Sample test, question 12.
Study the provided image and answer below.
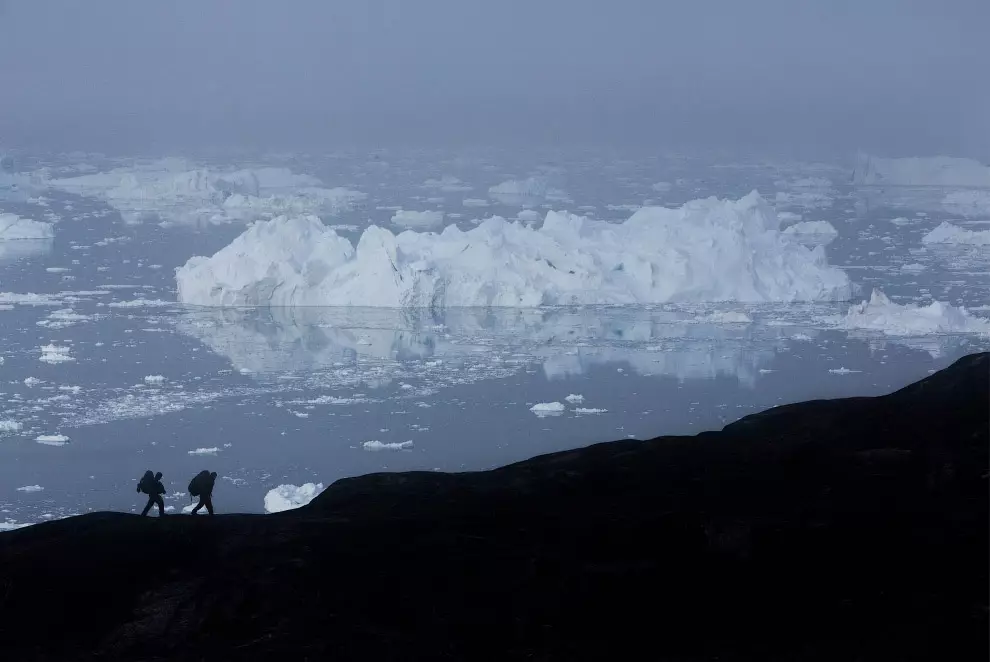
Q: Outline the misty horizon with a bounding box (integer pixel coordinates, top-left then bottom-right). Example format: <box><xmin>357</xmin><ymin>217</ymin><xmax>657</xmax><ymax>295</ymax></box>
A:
<box><xmin>1</xmin><ymin>0</ymin><xmax>987</xmax><ymax>158</ymax></box>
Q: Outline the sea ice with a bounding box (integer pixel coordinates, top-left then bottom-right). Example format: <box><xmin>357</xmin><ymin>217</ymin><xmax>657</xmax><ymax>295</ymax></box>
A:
<box><xmin>187</xmin><ymin>447</ymin><xmax>219</xmax><ymax>455</ymax></box>
<box><xmin>921</xmin><ymin>222</ymin><xmax>990</xmax><ymax>246</ymax></box>
<box><xmin>175</xmin><ymin>192</ymin><xmax>852</xmax><ymax>309</ymax></box>
<box><xmin>852</xmin><ymin>153</ymin><xmax>990</xmax><ymax>188</ymax></box>
<box><xmin>828</xmin><ymin>367</ymin><xmax>862</xmax><ymax>375</ymax></box>
<box><xmin>16</xmin><ymin>485</ymin><xmax>44</xmax><ymax>492</ymax></box>
<box><xmin>390</xmin><ymin>209</ymin><xmax>444</xmax><ymax>229</ymax></box>
<box><xmin>564</xmin><ymin>394</ymin><xmax>584</xmax><ymax>403</ymax></box>
<box><xmin>144</xmin><ymin>375</ymin><xmax>166</xmax><ymax>385</ymax></box>
<box><xmin>362</xmin><ymin>440</ymin><xmax>414</xmax><ymax>451</ymax></box>
<box><xmin>263</xmin><ymin>482</ymin><xmax>325</xmax><ymax>513</ymax></box>
<box><xmin>36</xmin><ymin>434</ymin><xmax>69</xmax><ymax>446</ymax></box>
<box><xmin>0</xmin><ymin>212</ymin><xmax>54</xmax><ymax>240</ymax></box>
<box><xmin>942</xmin><ymin>190</ymin><xmax>990</xmax><ymax>218</ymax></box>
<box><xmin>39</xmin><ymin>344</ymin><xmax>75</xmax><ymax>364</ymax></box>
<box><xmin>839</xmin><ymin>289</ymin><xmax>990</xmax><ymax>336</ymax></box>
<box><xmin>462</xmin><ymin>198</ymin><xmax>489</xmax><ymax>207</ymax></box>
<box><xmin>574</xmin><ymin>408</ymin><xmax>608</xmax><ymax>414</ymax></box>
<box><xmin>0</xmin><ymin>420</ymin><xmax>22</xmax><ymax>433</ymax></box>
<box><xmin>530</xmin><ymin>402</ymin><xmax>565</xmax><ymax>416</ymax></box>
<box><xmin>782</xmin><ymin>221</ymin><xmax>838</xmax><ymax>237</ymax></box>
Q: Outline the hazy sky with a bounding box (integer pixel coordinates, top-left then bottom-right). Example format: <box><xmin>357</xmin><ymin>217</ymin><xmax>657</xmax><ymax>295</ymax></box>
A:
<box><xmin>1</xmin><ymin>0</ymin><xmax>987</xmax><ymax>157</ymax></box>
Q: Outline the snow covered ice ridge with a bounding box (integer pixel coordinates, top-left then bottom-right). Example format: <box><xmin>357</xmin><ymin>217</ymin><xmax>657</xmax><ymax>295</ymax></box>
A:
<box><xmin>852</xmin><ymin>153</ymin><xmax>990</xmax><ymax>188</ymax></box>
<box><xmin>175</xmin><ymin>192</ymin><xmax>852</xmax><ymax>309</ymax></box>
<box><xmin>264</xmin><ymin>483</ymin><xmax>325</xmax><ymax>513</ymax></box>
<box><xmin>839</xmin><ymin>290</ymin><xmax>990</xmax><ymax>336</ymax></box>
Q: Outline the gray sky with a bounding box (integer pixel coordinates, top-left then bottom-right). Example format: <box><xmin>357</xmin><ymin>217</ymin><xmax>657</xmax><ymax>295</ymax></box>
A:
<box><xmin>1</xmin><ymin>0</ymin><xmax>987</xmax><ymax>157</ymax></box>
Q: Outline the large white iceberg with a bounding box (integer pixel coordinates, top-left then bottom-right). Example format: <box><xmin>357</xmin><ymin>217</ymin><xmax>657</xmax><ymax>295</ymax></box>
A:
<box><xmin>264</xmin><ymin>482</ymin><xmax>324</xmax><ymax>513</ymax></box>
<box><xmin>175</xmin><ymin>192</ymin><xmax>852</xmax><ymax>309</ymax></box>
<box><xmin>0</xmin><ymin>213</ymin><xmax>54</xmax><ymax>240</ymax></box>
<box><xmin>852</xmin><ymin>153</ymin><xmax>990</xmax><ymax>188</ymax></box>
<box><xmin>921</xmin><ymin>222</ymin><xmax>990</xmax><ymax>246</ymax></box>
<box><xmin>840</xmin><ymin>290</ymin><xmax>990</xmax><ymax>336</ymax></box>
<box><xmin>48</xmin><ymin>160</ymin><xmax>365</xmax><ymax>226</ymax></box>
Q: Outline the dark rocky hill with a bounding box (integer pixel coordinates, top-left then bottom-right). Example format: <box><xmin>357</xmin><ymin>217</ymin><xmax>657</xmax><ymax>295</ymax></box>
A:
<box><xmin>1</xmin><ymin>353</ymin><xmax>987</xmax><ymax>661</ymax></box>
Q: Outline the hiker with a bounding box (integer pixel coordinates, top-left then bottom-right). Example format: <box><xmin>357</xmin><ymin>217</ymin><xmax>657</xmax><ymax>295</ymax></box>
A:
<box><xmin>137</xmin><ymin>470</ymin><xmax>167</xmax><ymax>517</ymax></box>
<box><xmin>189</xmin><ymin>470</ymin><xmax>217</xmax><ymax>515</ymax></box>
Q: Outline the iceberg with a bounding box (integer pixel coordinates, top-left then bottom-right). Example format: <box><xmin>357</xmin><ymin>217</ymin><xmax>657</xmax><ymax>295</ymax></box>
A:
<box><xmin>921</xmin><ymin>222</ymin><xmax>990</xmax><ymax>246</ymax></box>
<box><xmin>941</xmin><ymin>190</ymin><xmax>990</xmax><ymax>218</ymax></box>
<box><xmin>48</xmin><ymin>160</ymin><xmax>364</xmax><ymax>226</ymax></box>
<box><xmin>0</xmin><ymin>213</ymin><xmax>54</xmax><ymax>240</ymax></box>
<box><xmin>263</xmin><ymin>483</ymin><xmax>325</xmax><ymax>513</ymax></box>
<box><xmin>852</xmin><ymin>153</ymin><xmax>990</xmax><ymax>188</ymax></box>
<box><xmin>391</xmin><ymin>209</ymin><xmax>444</xmax><ymax>229</ymax></box>
<box><xmin>840</xmin><ymin>290</ymin><xmax>990</xmax><ymax>336</ymax></box>
<box><xmin>175</xmin><ymin>192</ymin><xmax>852</xmax><ymax>309</ymax></box>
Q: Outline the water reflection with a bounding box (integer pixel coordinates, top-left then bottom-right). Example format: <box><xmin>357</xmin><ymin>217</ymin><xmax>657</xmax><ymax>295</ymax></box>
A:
<box><xmin>174</xmin><ymin>305</ymin><xmax>834</xmax><ymax>388</ymax></box>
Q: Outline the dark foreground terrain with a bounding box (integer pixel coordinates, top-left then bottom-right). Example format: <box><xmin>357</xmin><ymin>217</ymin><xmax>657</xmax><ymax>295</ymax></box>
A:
<box><xmin>1</xmin><ymin>354</ymin><xmax>987</xmax><ymax>661</ymax></box>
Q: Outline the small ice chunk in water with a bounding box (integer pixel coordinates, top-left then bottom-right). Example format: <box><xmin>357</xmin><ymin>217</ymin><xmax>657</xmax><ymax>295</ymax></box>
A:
<box><xmin>24</xmin><ymin>377</ymin><xmax>42</xmax><ymax>387</ymax></box>
<box><xmin>187</xmin><ymin>447</ymin><xmax>219</xmax><ymax>455</ymax></box>
<box><xmin>530</xmin><ymin>402</ymin><xmax>565</xmax><ymax>416</ymax></box>
<box><xmin>564</xmin><ymin>394</ymin><xmax>584</xmax><ymax>404</ymax></box>
<box><xmin>263</xmin><ymin>483</ymin><xmax>325</xmax><ymax>513</ymax></box>
<box><xmin>16</xmin><ymin>485</ymin><xmax>44</xmax><ymax>492</ymax></box>
<box><xmin>39</xmin><ymin>344</ymin><xmax>75</xmax><ymax>364</ymax></box>
<box><xmin>36</xmin><ymin>434</ymin><xmax>70</xmax><ymax>446</ymax></box>
<box><xmin>143</xmin><ymin>375</ymin><xmax>166</xmax><ymax>385</ymax></box>
<box><xmin>828</xmin><ymin>367</ymin><xmax>862</xmax><ymax>375</ymax></box>
<box><xmin>574</xmin><ymin>408</ymin><xmax>608</xmax><ymax>414</ymax></box>
<box><xmin>0</xmin><ymin>420</ymin><xmax>23</xmax><ymax>433</ymax></box>
<box><xmin>840</xmin><ymin>289</ymin><xmax>990</xmax><ymax>336</ymax></box>
<box><xmin>921</xmin><ymin>222</ymin><xmax>990</xmax><ymax>246</ymax></box>
<box><xmin>362</xmin><ymin>440</ymin><xmax>414</xmax><ymax>451</ymax></box>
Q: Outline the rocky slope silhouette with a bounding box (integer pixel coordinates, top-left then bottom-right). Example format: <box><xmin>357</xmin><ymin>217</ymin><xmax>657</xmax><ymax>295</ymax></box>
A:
<box><xmin>1</xmin><ymin>353</ymin><xmax>987</xmax><ymax>661</ymax></box>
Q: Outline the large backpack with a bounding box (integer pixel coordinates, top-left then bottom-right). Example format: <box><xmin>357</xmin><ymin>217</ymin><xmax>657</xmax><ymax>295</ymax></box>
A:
<box><xmin>138</xmin><ymin>470</ymin><xmax>155</xmax><ymax>495</ymax></box>
<box><xmin>189</xmin><ymin>470</ymin><xmax>211</xmax><ymax>497</ymax></box>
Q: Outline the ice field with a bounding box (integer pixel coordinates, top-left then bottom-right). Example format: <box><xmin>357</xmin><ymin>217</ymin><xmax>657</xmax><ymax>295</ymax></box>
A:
<box><xmin>2</xmin><ymin>148</ymin><xmax>989</xmax><ymax>527</ymax></box>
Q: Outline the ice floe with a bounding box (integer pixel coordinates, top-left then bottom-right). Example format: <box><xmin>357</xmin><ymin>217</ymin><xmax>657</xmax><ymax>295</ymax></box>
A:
<box><xmin>390</xmin><ymin>209</ymin><xmax>444</xmax><ymax>229</ymax></box>
<box><xmin>921</xmin><ymin>222</ymin><xmax>990</xmax><ymax>246</ymax></box>
<box><xmin>35</xmin><ymin>434</ymin><xmax>69</xmax><ymax>446</ymax></box>
<box><xmin>38</xmin><ymin>344</ymin><xmax>75</xmax><ymax>364</ymax></box>
<box><xmin>362</xmin><ymin>440</ymin><xmax>414</xmax><ymax>451</ymax></box>
<box><xmin>852</xmin><ymin>153</ymin><xmax>990</xmax><ymax>188</ymax></box>
<box><xmin>0</xmin><ymin>212</ymin><xmax>54</xmax><ymax>240</ymax></box>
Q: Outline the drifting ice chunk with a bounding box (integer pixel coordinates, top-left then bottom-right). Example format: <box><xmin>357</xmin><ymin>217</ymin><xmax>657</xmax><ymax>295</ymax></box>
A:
<box><xmin>530</xmin><ymin>402</ymin><xmax>565</xmax><ymax>417</ymax></box>
<box><xmin>852</xmin><ymin>153</ymin><xmax>990</xmax><ymax>188</ymax></box>
<box><xmin>921</xmin><ymin>222</ymin><xmax>990</xmax><ymax>246</ymax></box>
<box><xmin>39</xmin><ymin>344</ymin><xmax>75</xmax><ymax>364</ymax></box>
<box><xmin>187</xmin><ymin>447</ymin><xmax>219</xmax><ymax>455</ymax></box>
<box><xmin>564</xmin><ymin>394</ymin><xmax>584</xmax><ymax>404</ymax></box>
<box><xmin>783</xmin><ymin>221</ymin><xmax>838</xmax><ymax>237</ymax></box>
<box><xmin>391</xmin><ymin>209</ymin><xmax>444</xmax><ymax>229</ymax></box>
<box><xmin>828</xmin><ymin>367</ymin><xmax>862</xmax><ymax>375</ymax></box>
<box><xmin>362</xmin><ymin>440</ymin><xmax>414</xmax><ymax>451</ymax></box>
<box><xmin>36</xmin><ymin>434</ymin><xmax>69</xmax><ymax>446</ymax></box>
<box><xmin>16</xmin><ymin>485</ymin><xmax>44</xmax><ymax>492</ymax></box>
<box><xmin>0</xmin><ymin>420</ymin><xmax>22</xmax><ymax>433</ymax></box>
<box><xmin>840</xmin><ymin>289</ymin><xmax>990</xmax><ymax>336</ymax></box>
<box><xmin>143</xmin><ymin>375</ymin><xmax>166</xmax><ymax>385</ymax></box>
<box><xmin>0</xmin><ymin>213</ymin><xmax>54</xmax><ymax>240</ymax></box>
<box><xmin>263</xmin><ymin>482</ymin><xmax>325</xmax><ymax>513</ymax></box>
<box><xmin>176</xmin><ymin>192</ymin><xmax>851</xmax><ymax>309</ymax></box>
<box><xmin>574</xmin><ymin>407</ymin><xmax>608</xmax><ymax>414</ymax></box>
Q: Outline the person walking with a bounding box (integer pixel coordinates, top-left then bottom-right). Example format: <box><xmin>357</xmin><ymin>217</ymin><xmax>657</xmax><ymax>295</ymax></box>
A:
<box><xmin>188</xmin><ymin>470</ymin><xmax>217</xmax><ymax>515</ymax></box>
<box><xmin>137</xmin><ymin>470</ymin><xmax>167</xmax><ymax>517</ymax></box>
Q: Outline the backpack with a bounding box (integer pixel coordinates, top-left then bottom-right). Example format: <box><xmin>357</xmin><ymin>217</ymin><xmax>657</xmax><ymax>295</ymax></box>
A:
<box><xmin>189</xmin><ymin>470</ymin><xmax>211</xmax><ymax>497</ymax></box>
<box><xmin>138</xmin><ymin>471</ymin><xmax>155</xmax><ymax>495</ymax></box>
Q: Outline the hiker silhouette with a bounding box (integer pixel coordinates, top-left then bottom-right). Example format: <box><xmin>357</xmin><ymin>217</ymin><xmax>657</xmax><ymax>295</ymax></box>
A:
<box><xmin>189</xmin><ymin>470</ymin><xmax>217</xmax><ymax>515</ymax></box>
<box><xmin>137</xmin><ymin>470</ymin><xmax>166</xmax><ymax>517</ymax></box>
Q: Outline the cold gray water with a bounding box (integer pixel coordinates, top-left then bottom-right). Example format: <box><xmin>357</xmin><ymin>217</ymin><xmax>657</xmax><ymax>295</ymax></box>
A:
<box><xmin>2</xmin><ymin>149</ymin><xmax>989</xmax><ymax>526</ymax></box>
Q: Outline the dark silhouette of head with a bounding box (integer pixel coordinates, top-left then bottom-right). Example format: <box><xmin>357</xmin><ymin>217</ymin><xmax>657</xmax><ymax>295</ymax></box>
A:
<box><xmin>210</xmin><ymin>472</ymin><xmax>217</xmax><ymax>479</ymax></box>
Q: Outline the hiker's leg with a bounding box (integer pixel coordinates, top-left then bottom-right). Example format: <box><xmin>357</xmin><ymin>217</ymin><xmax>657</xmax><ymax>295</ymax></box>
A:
<box><xmin>205</xmin><ymin>495</ymin><xmax>214</xmax><ymax>515</ymax></box>
<box><xmin>155</xmin><ymin>495</ymin><xmax>165</xmax><ymax>516</ymax></box>
<box><xmin>191</xmin><ymin>497</ymin><xmax>204</xmax><ymax>514</ymax></box>
<box><xmin>141</xmin><ymin>497</ymin><xmax>153</xmax><ymax>516</ymax></box>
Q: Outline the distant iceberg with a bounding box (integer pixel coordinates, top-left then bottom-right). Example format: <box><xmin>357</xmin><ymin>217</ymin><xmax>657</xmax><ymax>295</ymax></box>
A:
<box><xmin>840</xmin><ymin>290</ymin><xmax>990</xmax><ymax>336</ymax></box>
<box><xmin>263</xmin><ymin>483</ymin><xmax>325</xmax><ymax>513</ymax></box>
<box><xmin>175</xmin><ymin>192</ymin><xmax>851</xmax><ymax>309</ymax></box>
<box><xmin>852</xmin><ymin>153</ymin><xmax>990</xmax><ymax>188</ymax></box>
<box><xmin>921</xmin><ymin>221</ymin><xmax>990</xmax><ymax>246</ymax></box>
<box><xmin>0</xmin><ymin>213</ymin><xmax>54</xmax><ymax>240</ymax></box>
